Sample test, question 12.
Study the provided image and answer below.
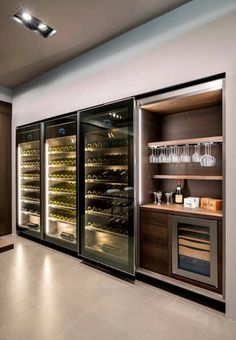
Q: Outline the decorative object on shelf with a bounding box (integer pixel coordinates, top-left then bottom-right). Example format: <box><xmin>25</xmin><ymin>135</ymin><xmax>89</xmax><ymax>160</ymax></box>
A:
<box><xmin>201</xmin><ymin>197</ymin><xmax>222</xmax><ymax>211</ymax></box>
<box><xmin>184</xmin><ymin>197</ymin><xmax>200</xmax><ymax>208</ymax></box>
<box><xmin>165</xmin><ymin>192</ymin><xmax>173</xmax><ymax>205</ymax></box>
<box><xmin>175</xmin><ymin>181</ymin><xmax>184</xmax><ymax>204</ymax></box>
<box><xmin>153</xmin><ymin>191</ymin><xmax>162</xmax><ymax>205</ymax></box>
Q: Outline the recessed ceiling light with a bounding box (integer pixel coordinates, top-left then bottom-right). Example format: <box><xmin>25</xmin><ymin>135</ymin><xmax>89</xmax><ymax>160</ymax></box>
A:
<box><xmin>38</xmin><ymin>23</ymin><xmax>48</xmax><ymax>31</ymax></box>
<box><xmin>12</xmin><ymin>10</ymin><xmax>56</xmax><ymax>38</ymax></box>
<box><xmin>21</xmin><ymin>12</ymin><xmax>32</xmax><ymax>22</ymax></box>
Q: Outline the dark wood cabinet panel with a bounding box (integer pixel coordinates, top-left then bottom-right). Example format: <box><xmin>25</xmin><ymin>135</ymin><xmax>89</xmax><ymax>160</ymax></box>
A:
<box><xmin>140</xmin><ymin>209</ymin><xmax>170</xmax><ymax>275</ymax></box>
<box><xmin>139</xmin><ymin>207</ymin><xmax>223</xmax><ymax>294</ymax></box>
<box><xmin>0</xmin><ymin>101</ymin><xmax>12</xmax><ymax>236</ymax></box>
<box><xmin>141</xmin><ymin>210</ymin><xmax>168</xmax><ymax>226</ymax></box>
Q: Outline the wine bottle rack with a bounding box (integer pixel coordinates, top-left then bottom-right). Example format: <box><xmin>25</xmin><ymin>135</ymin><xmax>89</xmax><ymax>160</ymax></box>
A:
<box><xmin>85</xmin><ymin>194</ymin><xmax>129</xmax><ymax>201</ymax></box>
<box><xmin>85</xmin><ymin>179</ymin><xmax>128</xmax><ymax>185</ymax></box>
<box><xmin>21</xmin><ymin>211</ymin><xmax>40</xmax><ymax>217</ymax></box>
<box><xmin>21</xmin><ymin>199</ymin><xmax>40</xmax><ymax>205</ymax></box>
<box><xmin>46</xmin><ymin>124</ymin><xmax>77</xmax><ymax>245</ymax></box>
<box><xmin>86</xmin><ymin>225</ymin><xmax>128</xmax><ymax>237</ymax></box>
<box><xmin>18</xmin><ymin>136</ymin><xmax>41</xmax><ymax>232</ymax></box>
<box><xmin>85</xmin><ymin>210</ymin><xmax>128</xmax><ymax>220</ymax></box>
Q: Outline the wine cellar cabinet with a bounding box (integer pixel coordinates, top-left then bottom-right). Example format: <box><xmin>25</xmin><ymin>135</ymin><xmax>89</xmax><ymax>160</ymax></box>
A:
<box><xmin>16</xmin><ymin>123</ymin><xmax>43</xmax><ymax>239</ymax></box>
<box><xmin>16</xmin><ymin>98</ymin><xmax>135</xmax><ymax>274</ymax></box>
<box><xmin>137</xmin><ymin>77</ymin><xmax>225</xmax><ymax>296</ymax></box>
<box><xmin>79</xmin><ymin>99</ymin><xmax>135</xmax><ymax>275</ymax></box>
<box><xmin>16</xmin><ymin>114</ymin><xmax>79</xmax><ymax>253</ymax></box>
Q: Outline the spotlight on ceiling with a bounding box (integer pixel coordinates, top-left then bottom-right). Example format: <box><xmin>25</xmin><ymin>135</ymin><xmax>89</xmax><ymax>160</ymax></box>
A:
<box><xmin>21</xmin><ymin>12</ymin><xmax>32</xmax><ymax>22</ymax></box>
<box><xmin>12</xmin><ymin>10</ymin><xmax>56</xmax><ymax>38</ymax></box>
<box><xmin>38</xmin><ymin>23</ymin><xmax>48</xmax><ymax>31</ymax></box>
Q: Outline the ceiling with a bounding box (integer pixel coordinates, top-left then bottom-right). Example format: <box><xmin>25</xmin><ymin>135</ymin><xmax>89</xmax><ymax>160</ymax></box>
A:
<box><xmin>0</xmin><ymin>0</ymin><xmax>191</xmax><ymax>89</ymax></box>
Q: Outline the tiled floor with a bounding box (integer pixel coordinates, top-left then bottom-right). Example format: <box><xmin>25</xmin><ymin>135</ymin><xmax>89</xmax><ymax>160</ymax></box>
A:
<box><xmin>0</xmin><ymin>235</ymin><xmax>236</xmax><ymax>340</ymax></box>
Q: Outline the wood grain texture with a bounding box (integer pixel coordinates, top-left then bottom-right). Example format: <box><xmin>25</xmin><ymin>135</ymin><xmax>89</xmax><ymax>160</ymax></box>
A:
<box><xmin>148</xmin><ymin>135</ymin><xmax>223</xmax><ymax>148</ymax></box>
<box><xmin>141</xmin><ymin>204</ymin><xmax>223</xmax><ymax>218</ymax></box>
<box><xmin>141</xmin><ymin>89</ymin><xmax>222</xmax><ymax>114</ymax></box>
<box><xmin>140</xmin><ymin>207</ymin><xmax>223</xmax><ymax>293</ymax></box>
<box><xmin>0</xmin><ymin>101</ymin><xmax>11</xmax><ymax>115</ymax></box>
<box><xmin>0</xmin><ymin>104</ymin><xmax>12</xmax><ymax>236</ymax></box>
<box><xmin>152</xmin><ymin>175</ymin><xmax>223</xmax><ymax>180</ymax></box>
<box><xmin>140</xmin><ymin>210</ymin><xmax>170</xmax><ymax>275</ymax></box>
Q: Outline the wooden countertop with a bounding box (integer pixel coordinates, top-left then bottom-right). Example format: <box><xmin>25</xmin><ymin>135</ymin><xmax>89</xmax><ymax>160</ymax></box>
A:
<box><xmin>141</xmin><ymin>203</ymin><xmax>223</xmax><ymax>218</ymax></box>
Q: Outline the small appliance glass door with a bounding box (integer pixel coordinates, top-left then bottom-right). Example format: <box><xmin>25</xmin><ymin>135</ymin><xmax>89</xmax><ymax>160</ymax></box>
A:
<box><xmin>172</xmin><ymin>215</ymin><xmax>218</xmax><ymax>287</ymax></box>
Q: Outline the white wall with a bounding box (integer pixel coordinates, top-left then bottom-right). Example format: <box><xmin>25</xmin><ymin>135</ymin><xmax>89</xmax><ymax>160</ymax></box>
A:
<box><xmin>0</xmin><ymin>86</ymin><xmax>12</xmax><ymax>103</ymax></box>
<box><xmin>12</xmin><ymin>0</ymin><xmax>236</xmax><ymax>320</ymax></box>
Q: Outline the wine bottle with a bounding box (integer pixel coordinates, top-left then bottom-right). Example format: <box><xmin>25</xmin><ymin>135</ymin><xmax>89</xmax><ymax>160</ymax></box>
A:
<box><xmin>175</xmin><ymin>181</ymin><xmax>184</xmax><ymax>204</ymax></box>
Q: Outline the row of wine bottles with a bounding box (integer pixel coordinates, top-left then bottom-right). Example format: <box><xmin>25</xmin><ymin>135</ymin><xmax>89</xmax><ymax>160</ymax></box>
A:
<box><xmin>49</xmin><ymin>195</ymin><xmax>76</xmax><ymax>208</ymax></box>
<box><xmin>86</xmin><ymin>170</ymin><xmax>128</xmax><ymax>182</ymax></box>
<box><xmin>21</xmin><ymin>181</ymin><xmax>40</xmax><ymax>190</ymax></box>
<box><xmin>21</xmin><ymin>160</ymin><xmax>40</xmax><ymax>166</ymax></box>
<box><xmin>22</xmin><ymin>192</ymin><xmax>40</xmax><ymax>202</ymax></box>
<box><xmin>21</xmin><ymin>148</ymin><xmax>40</xmax><ymax>155</ymax></box>
<box><xmin>49</xmin><ymin>182</ymin><xmax>76</xmax><ymax>193</ymax></box>
<box><xmin>49</xmin><ymin>158</ymin><xmax>76</xmax><ymax>166</ymax></box>
<box><xmin>86</xmin><ymin>183</ymin><xmax>133</xmax><ymax>197</ymax></box>
<box><xmin>48</xmin><ymin>144</ymin><xmax>76</xmax><ymax>152</ymax></box>
<box><xmin>22</xmin><ymin>204</ymin><xmax>40</xmax><ymax>215</ymax></box>
<box><xmin>86</xmin><ymin>139</ymin><xmax>128</xmax><ymax>149</ymax></box>
<box><xmin>86</xmin><ymin>201</ymin><xmax>131</xmax><ymax>218</ymax></box>
<box><xmin>49</xmin><ymin>208</ymin><xmax>76</xmax><ymax>223</ymax></box>
<box><xmin>49</xmin><ymin>170</ymin><xmax>76</xmax><ymax>179</ymax></box>
<box><xmin>86</xmin><ymin>154</ymin><xmax>128</xmax><ymax>165</ymax></box>
<box><xmin>87</xmin><ymin>220</ymin><xmax>128</xmax><ymax>236</ymax></box>
<box><xmin>22</xmin><ymin>170</ymin><xmax>40</xmax><ymax>178</ymax></box>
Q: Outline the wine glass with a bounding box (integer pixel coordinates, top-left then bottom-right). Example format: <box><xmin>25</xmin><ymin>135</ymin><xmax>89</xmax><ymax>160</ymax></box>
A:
<box><xmin>149</xmin><ymin>148</ymin><xmax>155</xmax><ymax>163</ymax></box>
<box><xmin>181</xmin><ymin>145</ymin><xmax>191</xmax><ymax>163</ymax></box>
<box><xmin>158</xmin><ymin>148</ymin><xmax>165</xmax><ymax>164</ymax></box>
<box><xmin>154</xmin><ymin>148</ymin><xmax>159</xmax><ymax>163</ymax></box>
<box><xmin>192</xmin><ymin>144</ymin><xmax>201</xmax><ymax>162</ymax></box>
<box><xmin>172</xmin><ymin>145</ymin><xmax>180</xmax><ymax>163</ymax></box>
<box><xmin>200</xmin><ymin>143</ymin><xmax>216</xmax><ymax>167</ymax></box>
<box><xmin>165</xmin><ymin>192</ymin><xmax>173</xmax><ymax>204</ymax></box>
<box><xmin>157</xmin><ymin>191</ymin><xmax>162</xmax><ymax>205</ymax></box>
<box><xmin>168</xmin><ymin>146</ymin><xmax>175</xmax><ymax>163</ymax></box>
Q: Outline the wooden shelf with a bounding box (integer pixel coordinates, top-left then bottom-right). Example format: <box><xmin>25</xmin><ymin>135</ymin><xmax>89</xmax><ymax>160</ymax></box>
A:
<box><xmin>141</xmin><ymin>89</ymin><xmax>222</xmax><ymax>114</ymax></box>
<box><xmin>141</xmin><ymin>203</ymin><xmax>223</xmax><ymax>218</ymax></box>
<box><xmin>148</xmin><ymin>136</ymin><xmax>223</xmax><ymax>148</ymax></box>
<box><xmin>153</xmin><ymin>175</ymin><xmax>223</xmax><ymax>180</ymax></box>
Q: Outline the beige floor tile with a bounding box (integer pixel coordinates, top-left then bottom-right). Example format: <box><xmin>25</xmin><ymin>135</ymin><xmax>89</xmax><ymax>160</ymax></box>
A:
<box><xmin>1</xmin><ymin>235</ymin><xmax>236</xmax><ymax>340</ymax></box>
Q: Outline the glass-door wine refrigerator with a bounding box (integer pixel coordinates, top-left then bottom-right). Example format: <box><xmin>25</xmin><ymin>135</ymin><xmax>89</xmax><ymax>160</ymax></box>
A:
<box><xmin>79</xmin><ymin>99</ymin><xmax>135</xmax><ymax>274</ymax></box>
<box><xmin>16</xmin><ymin>115</ymin><xmax>78</xmax><ymax>252</ymax></box>
<box><xmin>16</xmin><ymin>123</ymin><xmax>43</xmax><ymax>239</ymax></box>
<box><xmin>44</xmin><ymin>114</ymin><xmax>78</xmax><ymax>251</ymax></box>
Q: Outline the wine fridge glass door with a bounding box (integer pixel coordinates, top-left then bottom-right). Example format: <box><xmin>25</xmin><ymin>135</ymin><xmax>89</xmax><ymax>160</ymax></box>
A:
<box><xmin>17</xmin><ymin>124</ymin><xmax>41</xmax><ymax>237</ymax></box>
<box><xmin>80</xmin><ymin>100</ymin><xmax>134</xmax><ymax>274</ymax></box>
<box><xmin>45</xmin><ymin>115</ymin><xmax>78</xmax><ymax>251</ymax></box>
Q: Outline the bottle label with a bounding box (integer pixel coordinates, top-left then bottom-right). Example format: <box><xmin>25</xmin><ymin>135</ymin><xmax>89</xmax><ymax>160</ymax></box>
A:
<box><xmin>175</xmin><ymin>195</ymin><xmax>183</xmax><ymax>203</ymax></box>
